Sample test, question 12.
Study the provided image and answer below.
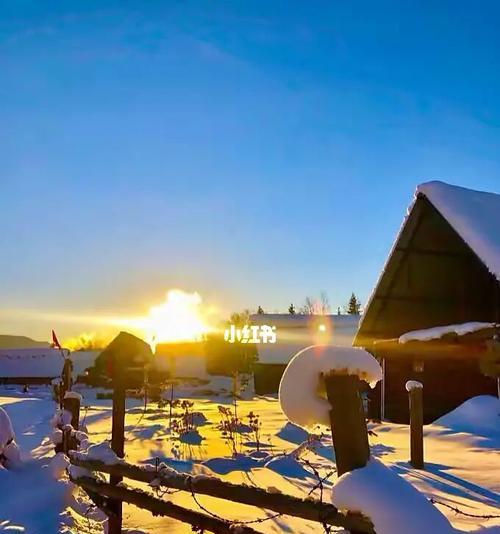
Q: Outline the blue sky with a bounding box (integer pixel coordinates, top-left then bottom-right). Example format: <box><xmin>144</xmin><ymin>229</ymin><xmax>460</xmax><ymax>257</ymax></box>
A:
<box><xmin>1</xmin><ymin>1</ymin><xmax>500</xmax><ymax>340</ymax></box>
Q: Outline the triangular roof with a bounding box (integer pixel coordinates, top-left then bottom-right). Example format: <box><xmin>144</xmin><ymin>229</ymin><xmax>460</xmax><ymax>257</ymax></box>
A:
<box><xmin>416</xmin><ymin>181</ymin><xmax>500</xmax><ymax>281</ymax></box>
<box><xmin>355</xmin><ymin>181</ymin><xmax>500</xmax><ymax>346</ymax></box>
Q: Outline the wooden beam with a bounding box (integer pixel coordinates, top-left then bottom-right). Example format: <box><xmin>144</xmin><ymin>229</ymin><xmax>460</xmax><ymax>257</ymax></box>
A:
<box><xmin>69</xmin><ymin>455</ymin><xmax>375</xmax><ymax>533</ymax></box>
<box><xmin>109</xmin><ymin>359</ymin><xmax>125</xmax><ymax>534</ymax></box>
<box><xmin>373</xmin><ymin>295</ymin><xmax>459</xmax><ymax>303</ymax></box>
<box><xmin>395</xmin><ymin>246</ymin><xmax>472</xmax><ymax>259</ymax></box>
<box><xmin>72</xmin><ymin>475</ymin><xmax>263</xmax><ymax>534</ymax></box>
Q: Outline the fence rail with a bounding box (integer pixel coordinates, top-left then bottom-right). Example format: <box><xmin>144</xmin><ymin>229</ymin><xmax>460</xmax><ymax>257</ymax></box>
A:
<box><xmin>69</xmin><ymin>454</ymin><xmax>375</xmax><ymax>533</ymax></box>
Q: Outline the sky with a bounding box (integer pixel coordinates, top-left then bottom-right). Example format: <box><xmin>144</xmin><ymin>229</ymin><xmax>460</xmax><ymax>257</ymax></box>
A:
<box><xmin>1</xmin><ymin>1</ymin><xmax>500</xmax><ymax>341</ymax></box>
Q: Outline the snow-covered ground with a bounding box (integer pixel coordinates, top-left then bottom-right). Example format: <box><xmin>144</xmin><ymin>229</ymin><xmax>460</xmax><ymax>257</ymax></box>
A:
<box><xmin>0</xmin><ymin>383</ymin><xmax>499</xmax><ymax>533</ymax></box>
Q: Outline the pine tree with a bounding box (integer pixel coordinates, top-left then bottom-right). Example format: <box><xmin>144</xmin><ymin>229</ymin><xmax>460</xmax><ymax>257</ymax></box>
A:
<box><xmin>257</xmin><ymin>305</ymin><xmax>264</xmax><ymax>315</ymax></box>
<box><xmin>288</xmin><ymin>303</ymin><xmax>296</xmax><ymax>315</ymax></box>
<box><xmin>347</xmin><ymin>293</ymin><xmax>361</xmax><ymax>315</ymax></box>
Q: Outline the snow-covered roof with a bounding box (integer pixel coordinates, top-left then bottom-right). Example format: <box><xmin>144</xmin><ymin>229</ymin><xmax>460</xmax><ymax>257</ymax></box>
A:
<box><xmin>250</xmin><ymin>313</ymin><xmax>359</xmax><ymax>330</ymax></box>
<box><xmin>417</xmin><ymin>181</ymin><xmax>500</xmax><ymax>281</ymax></box>
<box><xmin>252</xmin><ymin>314</ymin><xmax>360</xmax><ymax>364</ymax></box>
<box><xmin>0</xmin><ymin>349</ymin><xmax>65</xmax><ymax>378</ymax></box>
<box><xmin>355</xmin><ymin>180</ymin><xmax>500</xmax><ymax>346</ymax></box>
<box><xmin>398</xmin><ymin>321</ymin><xmax>497</xmax><ymax>344</ymax></box>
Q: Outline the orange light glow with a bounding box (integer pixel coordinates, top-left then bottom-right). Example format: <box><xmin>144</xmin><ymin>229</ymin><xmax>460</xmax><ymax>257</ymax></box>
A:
<box><xmin>139</xmin><ymin>289</ymin><xmax>211</xmax><ymax>346</ymax></box>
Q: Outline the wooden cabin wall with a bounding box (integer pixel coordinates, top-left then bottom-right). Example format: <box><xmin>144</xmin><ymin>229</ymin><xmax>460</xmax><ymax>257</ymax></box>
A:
<box><xmin>368</xmin><ymin>356</ymin><xmax>498</xmax><ymax>424</ymax></box>
<box><xmin>361</xmin><ymin>196</ymin><xmax>500</xmax><ymax>422</ymax></box>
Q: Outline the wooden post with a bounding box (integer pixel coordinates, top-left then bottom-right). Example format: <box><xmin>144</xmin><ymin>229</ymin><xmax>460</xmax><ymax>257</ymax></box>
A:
<box><xmin>324</xmin><ymin>373</ymin><xmax>370</xmax><ymax>477</ymax></box>
<box><xmin>381</xmin><ymin>358</ymin><xmax>386</xmax><ymax>421</ymax></box>
<box><xmin>62</xmin><ymin>358</ymin><xmax>73</xmax><ymax>397</ymax></box>
<box><xmin>109</xmin><ymin>356</ymin><xmax>125</xmax><ymax>534</ymax></box>
<box><xmin>62</xmin><ymin>427</ymin><xmax>71</xmax><ymax>455</ymax></box>
<box><xmin>408</xmin><ymin>384</ymin><xmax>424</xmax><ymax>469</ymax></box>
<box><xmin>63</xmin><ymin>396</ymin><xmax>80</xmax><ymax>431</ymax></box>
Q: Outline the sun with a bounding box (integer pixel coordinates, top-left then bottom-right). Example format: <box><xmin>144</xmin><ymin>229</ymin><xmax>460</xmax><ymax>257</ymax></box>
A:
<box><xmin>141</xmin><ymin>290</ymin><xmax>211</xmax><ymax>346</ymax></box>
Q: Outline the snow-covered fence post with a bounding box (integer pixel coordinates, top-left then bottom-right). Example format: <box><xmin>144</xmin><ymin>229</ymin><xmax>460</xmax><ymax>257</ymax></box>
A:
<box><xmin>406</xmin><ymin>381</ymin><xmax>424</xmax><ymax>469</ymax></box>
<box><xmin>61</xmin><ymin>357</ymin><xmax>73</xmax><ymax>399</ymax></box>
<box><xmin>109</xmin><ymin>354</ymin><xmax>125</xmax><ymax>534</ymax></box>
<box><xmin>62</xmin><ymin>425</ymin><xmax>72</xmax><ymax>455</ymax></box>
<box><xmin>323</xmin><ymin>373</ymin><xmax>370</xmax><ymax>477</ymax></box>
<box><xmin>63</xmin><ymin>392</ymin><xmax>81</xmax><ymax>431</ymax></box>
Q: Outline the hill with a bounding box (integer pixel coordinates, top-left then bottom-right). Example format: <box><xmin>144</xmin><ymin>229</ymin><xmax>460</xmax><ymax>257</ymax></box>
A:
<box><xmin>0</xmin><ymin>335</ymin><xmax>50</xmax><ymax>349</ymax></box>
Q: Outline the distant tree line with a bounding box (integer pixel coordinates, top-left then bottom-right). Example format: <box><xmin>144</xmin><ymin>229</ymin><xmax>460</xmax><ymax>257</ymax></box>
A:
<box><xmin>256</xmin><ymin>291</ymin><xmax>361</xmax><ymax>316</ymax></box>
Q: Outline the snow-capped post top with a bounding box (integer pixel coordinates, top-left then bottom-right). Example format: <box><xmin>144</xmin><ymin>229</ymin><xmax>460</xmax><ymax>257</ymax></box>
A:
<box><xmin>405</xmin><ymin>380</ymin><xmax>423</xmax><ymax>392</ymax></box>
<box><xmin>64</xmin><ymin>391</ymin><xmax>83</xmax><ymax>401</ymax></box>
<box><xmin>279</xmin><ymin>345</ymin><xmax>382</xmax><ymax>428</ymax></box>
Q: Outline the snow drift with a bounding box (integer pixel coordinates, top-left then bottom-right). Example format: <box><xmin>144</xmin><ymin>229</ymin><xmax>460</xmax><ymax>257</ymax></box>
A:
<box><xmin>435</xmin><ymin>395</ymin><xmax>500</xmax><ymax>437</ymax></box>
<box><xmin>0</xmin><ymin>406</ymin><xmax>21</xmax><ymax>469</ymax></box>
<box><xmin>332</xmin><ymin>458</ymin><xmax>456</xmax><ymax>534</ymax></box>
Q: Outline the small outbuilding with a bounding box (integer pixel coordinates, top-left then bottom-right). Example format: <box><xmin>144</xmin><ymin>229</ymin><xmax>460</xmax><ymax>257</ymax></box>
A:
<box><xmin>355</xmin><ymin>181</ymin><xmax>500</xmax><ymax>423</ymax></box>
<box><xmin>0</xmin><ymin>348</ymin><xmax>65</xmax><ymax>385</ymax></box>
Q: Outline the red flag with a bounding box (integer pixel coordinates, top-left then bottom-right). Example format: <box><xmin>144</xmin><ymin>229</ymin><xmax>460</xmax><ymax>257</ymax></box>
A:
<box><xmin>51</xmin><ymin>329</ymin><xmax>62</xmax><ymax>350</ymax></box>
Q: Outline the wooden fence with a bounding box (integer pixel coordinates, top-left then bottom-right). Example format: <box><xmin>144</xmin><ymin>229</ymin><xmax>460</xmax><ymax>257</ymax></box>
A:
<box><xmin>63</xmin><ymin>370</ymin><xmax>381</xmax><ymax>533</ymax></box>
<box><xmin>68</xmin><ymin>454</ymin><xmax>375</xmax><ymax>534</ymax></box>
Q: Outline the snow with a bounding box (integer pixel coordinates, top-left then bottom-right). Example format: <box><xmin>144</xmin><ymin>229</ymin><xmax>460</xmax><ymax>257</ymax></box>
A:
<box><xmin>51</xmin><ymin>409</ymin><xmax>73</xmax><ymax>428</ymax></box>
<box><xmin>0</xmin><ymin>407</ymin><xmax>15</xmax><ymax>451</ymax></box>
<box><xmin>332</xmin><ymin>457</ymin><xmax>456</xmax><ymax>534</ymax></box>
<box><xmin>434</xmin><ymin>396</ymin><xmax>500</xmax><ymax>441</ymax></box>
<box><xmin>417</xmin><ymin>181</ymin><xmax>500</xmax><ymax>281</ymax></box>
<box><xmin>279</xmin><ymin>345</ymin><xmax>383</xmax><ymax>427</ymax></box>
<box><xmin>50</xmin><ymin>428</ymin><xmax>63</xmax><ymax>445</ymax></box>
<box><xmin>77</xmin><ymin>441</ymin><xmax>123</xmax><ymax>465</ymax></box>
<box><xmin>64</xmin><ymin>391</ymin><xmax>83</xmax><ymax>401</ymax></box>
<box><xmin>406</xmin><ymin>380</ymin><xmax>423</xmax><ymax>392</ymax></box>
<box><xmin>2</xmin><ymin>440</ymin><xmax>21</xmax><ymax>468</ymax></box>
<box><xmin>1</xmin><ymin>385</ymin><xmax>499</xmax><ymax>533</ymax></box>
<box><xmin>0</xmin><ymin>406</ymin><xmax>21</xmax><ymax>469</ymax></box>
<box><xmin>50</xmin><ymin>453</ymin><xmax>70</xmax><ymax>479</ymax></box>
<box><xmin>399</xmin><ymin>322</ymin><xmax>496</xmax><ymax>343</ymax></box>
<box><xmin>67</xmin><ymin>464</ymin><xmax>94</xmax><ymax>480</ymax></box>
<box><xmin>0</xmin><ymin>348</ymin><xmax>64</xmax><ymax>378</ymax></box>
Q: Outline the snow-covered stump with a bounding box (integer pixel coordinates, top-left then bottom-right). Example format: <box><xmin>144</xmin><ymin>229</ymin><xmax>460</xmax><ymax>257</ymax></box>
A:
<box><xmin>406</xmin><ymin>381</ymin><xmax>424</xmax><ymax>469</ymax></box>
<box><xmin>324</xmin><ymin>373</ymin><xmax>371</xmax><ymax>477</ymax></box>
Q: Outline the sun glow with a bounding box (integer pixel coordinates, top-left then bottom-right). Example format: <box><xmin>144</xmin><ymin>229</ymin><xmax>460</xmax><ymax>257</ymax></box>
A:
<box><xmin>140</xmin><ymin>290</ymin><xmax>211</xmax><ymax>346</ymax></box>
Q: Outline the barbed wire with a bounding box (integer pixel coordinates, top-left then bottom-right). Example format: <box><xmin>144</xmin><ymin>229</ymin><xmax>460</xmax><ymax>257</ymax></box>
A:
<box><xmin>181</xmin><ymin>455</ymin><xmax>337</xmax><ymax>533</ymax></box>
<box><xmin>186</xmin><ymin>475</ymin><xmax>283</xmax><ymax>527</ymax></box>
<box><xmin>151</xmin><ymin>457</ymin><xmax>183</xmax><ymax>499</ymax></box>
<box><xmin>429</xmin><ymin>498</ymin><xmax>500</xmax><ymax>520</ymax></box>
<box><xmin>125</xmin><ymin>383</ymin><xmax>149</xmax><ymax>435</ymax></box>
<box><xmin>301</xmin><ymin>458</ymin><xmax>335</xmax><ymax>534</ymax></box>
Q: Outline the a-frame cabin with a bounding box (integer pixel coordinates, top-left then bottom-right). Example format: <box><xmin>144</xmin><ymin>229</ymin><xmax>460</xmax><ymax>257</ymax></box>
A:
<box><xmin>355</xmin><ymin>181</ymin><xmax>500</xmax><ymax>423</ymax></box>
